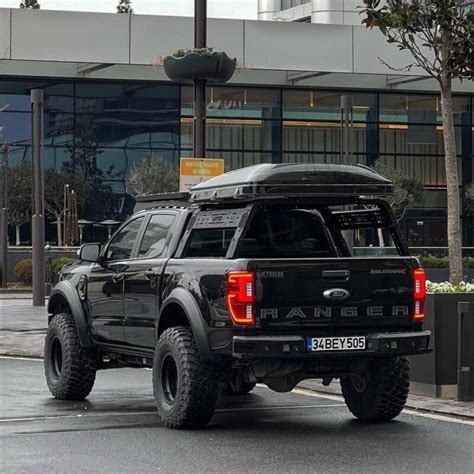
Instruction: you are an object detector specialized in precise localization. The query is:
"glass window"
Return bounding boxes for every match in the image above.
[238,208,334,258]
[106,217,144,261]
[379,125,462,156]
[207,87,280,119]
[205,151,273,171]
[75,113,178,149]
[138,214,176,258]
[0,112,31,144]
[283,121,367,154]
[379,93,469,125]
[283,90,376,122]
[184,228,235,257]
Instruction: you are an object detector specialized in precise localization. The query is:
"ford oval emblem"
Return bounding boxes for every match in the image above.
[323,288,350,301]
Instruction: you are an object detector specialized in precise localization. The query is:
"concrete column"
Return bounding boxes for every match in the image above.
[258,0,282,21]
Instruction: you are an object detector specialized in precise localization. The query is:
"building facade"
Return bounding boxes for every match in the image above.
[0,8,472,248]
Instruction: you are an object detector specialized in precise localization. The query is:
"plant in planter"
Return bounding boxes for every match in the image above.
[409,279,474,398]
[163,47,237,83]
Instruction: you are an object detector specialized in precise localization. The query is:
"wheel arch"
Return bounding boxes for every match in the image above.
[47,281,94,348]
[157,288,212,360]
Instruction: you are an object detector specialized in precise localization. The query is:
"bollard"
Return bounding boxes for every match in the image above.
[457,302,474,401]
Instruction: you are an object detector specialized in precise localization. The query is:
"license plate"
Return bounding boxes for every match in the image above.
[306,336,366,352]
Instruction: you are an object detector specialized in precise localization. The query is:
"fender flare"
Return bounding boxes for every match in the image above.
[157,288,212,360]
[47,281,94,349]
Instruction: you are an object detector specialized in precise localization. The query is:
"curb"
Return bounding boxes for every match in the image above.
[297,383,474,421]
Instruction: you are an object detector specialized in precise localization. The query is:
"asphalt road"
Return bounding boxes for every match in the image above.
[1,358,473,473]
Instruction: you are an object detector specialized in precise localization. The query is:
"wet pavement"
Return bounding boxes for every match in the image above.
[1,357,473,473]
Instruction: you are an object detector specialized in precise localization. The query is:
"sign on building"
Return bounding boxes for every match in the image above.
[179,158,224,192]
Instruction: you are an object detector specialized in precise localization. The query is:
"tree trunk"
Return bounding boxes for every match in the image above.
[15,224,20,246]
[440,76,463,284]
[56,214,63,246]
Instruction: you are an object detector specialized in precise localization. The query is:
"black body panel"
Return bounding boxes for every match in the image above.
[49,164,431,371]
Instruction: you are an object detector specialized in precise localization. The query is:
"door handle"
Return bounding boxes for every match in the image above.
[322,270,350,281]
[112,273,124,283]
[144,268,158,280]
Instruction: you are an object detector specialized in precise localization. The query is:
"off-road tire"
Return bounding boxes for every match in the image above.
[44,313,97,400]
[153,326,219,429]
[221,381,256,396]
[340,357,409,422]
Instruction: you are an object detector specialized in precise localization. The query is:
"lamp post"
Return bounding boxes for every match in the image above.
[0,144,8,288]
[193,0,207,158]
[31,89,45,306]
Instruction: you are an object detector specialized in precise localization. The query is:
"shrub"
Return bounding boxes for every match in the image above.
[420,256,450,268]
[52,257,77,275]
[466,257,474,268]
[14,259,33,286]
[426,280,474,293]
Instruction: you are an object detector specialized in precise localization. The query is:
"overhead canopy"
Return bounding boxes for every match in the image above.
[189,163,393,203]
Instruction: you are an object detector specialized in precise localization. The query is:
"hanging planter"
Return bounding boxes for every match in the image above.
[163,48,236,83]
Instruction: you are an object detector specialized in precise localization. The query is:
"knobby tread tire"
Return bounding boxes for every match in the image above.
[44,313,97,400]
[340,357,409,422]
[153,326,219,429]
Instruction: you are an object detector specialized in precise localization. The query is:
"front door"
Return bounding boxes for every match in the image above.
[88,216,145,344]
[123,212,177,348]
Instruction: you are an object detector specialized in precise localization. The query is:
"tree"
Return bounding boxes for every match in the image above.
[373,160,424,222]
[44,170,89,246]
[117,0,133,14]
[361,0,473,283]
[126,153,179,195]
[20,0,40,9]
[7,160,32,245]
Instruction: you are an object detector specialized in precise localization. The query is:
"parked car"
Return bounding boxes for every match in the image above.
[44,163,431,428]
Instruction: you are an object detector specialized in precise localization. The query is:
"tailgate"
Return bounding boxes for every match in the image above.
[252,257,416,329]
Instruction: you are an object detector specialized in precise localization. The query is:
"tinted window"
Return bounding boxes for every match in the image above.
[138,214,176,258]
[106,217,144,261]
[238,209,333,258]
[185,229,235,257]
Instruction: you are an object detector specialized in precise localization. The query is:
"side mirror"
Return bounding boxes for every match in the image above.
[78,243,101,263]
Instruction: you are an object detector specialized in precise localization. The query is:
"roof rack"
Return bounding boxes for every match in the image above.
[133,192,191,212]
[189,163,393,203]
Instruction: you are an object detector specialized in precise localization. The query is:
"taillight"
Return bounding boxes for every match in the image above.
[226,271,255,326]
[412,268,426,321]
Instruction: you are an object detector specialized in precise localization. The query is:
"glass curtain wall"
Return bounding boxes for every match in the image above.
[1,78,472,246]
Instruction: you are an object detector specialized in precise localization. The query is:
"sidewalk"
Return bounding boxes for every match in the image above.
[1,297,473,420]
[0,295,47,358]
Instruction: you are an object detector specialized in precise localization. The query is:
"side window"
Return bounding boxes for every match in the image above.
[106,217,144,261]
[184,228,235,257]
[138,214,176,258]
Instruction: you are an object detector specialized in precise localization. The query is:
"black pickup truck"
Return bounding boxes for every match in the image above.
[44,163,430,428]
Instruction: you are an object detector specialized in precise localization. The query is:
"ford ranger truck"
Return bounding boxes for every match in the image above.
[44,163,431,429]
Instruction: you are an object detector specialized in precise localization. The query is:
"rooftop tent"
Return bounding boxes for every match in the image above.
[189,163,393,203]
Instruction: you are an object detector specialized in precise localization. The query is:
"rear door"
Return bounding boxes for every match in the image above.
[88,216,145,344]
[123,212,178,348]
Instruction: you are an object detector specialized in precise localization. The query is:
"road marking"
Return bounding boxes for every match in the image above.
[216,404,345,413]
[0,404,344,423]
[0,355,43,362]
[290,386,474,426]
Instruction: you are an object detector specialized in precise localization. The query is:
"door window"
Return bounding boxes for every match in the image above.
[105,217,144,261]
[138,214,176,258]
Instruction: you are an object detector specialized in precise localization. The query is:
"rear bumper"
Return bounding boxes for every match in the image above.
[232,330,432,359]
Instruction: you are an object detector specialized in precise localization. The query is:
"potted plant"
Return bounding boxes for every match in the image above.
[163,47,236,83]
[409,281,474,398]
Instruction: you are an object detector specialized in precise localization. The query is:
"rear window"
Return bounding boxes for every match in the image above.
[237,209,334,258]
[184,228,235,257]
